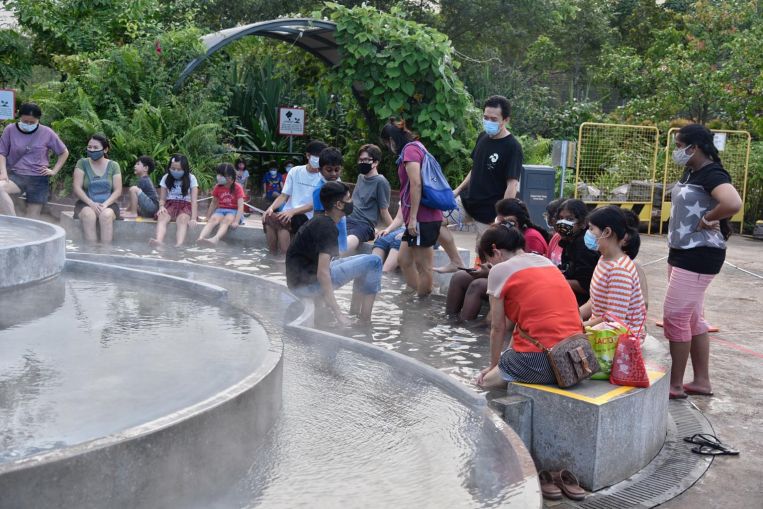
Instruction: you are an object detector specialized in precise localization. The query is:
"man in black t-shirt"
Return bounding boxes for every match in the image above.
[454,95,523,238]
[286,181,383,325]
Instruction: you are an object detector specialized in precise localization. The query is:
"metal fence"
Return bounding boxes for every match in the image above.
[574,122,661,233]
[659,129,751,233]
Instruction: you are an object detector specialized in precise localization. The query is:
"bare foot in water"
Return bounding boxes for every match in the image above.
[148,238,163,248]
[197,238,217,246]
[433,262,460,274]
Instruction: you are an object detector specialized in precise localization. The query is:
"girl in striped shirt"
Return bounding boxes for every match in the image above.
[580,206,646,340]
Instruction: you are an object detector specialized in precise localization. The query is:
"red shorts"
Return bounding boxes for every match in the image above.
[165,200,192,220]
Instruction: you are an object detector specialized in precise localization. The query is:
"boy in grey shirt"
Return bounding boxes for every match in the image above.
[346,144,393,253]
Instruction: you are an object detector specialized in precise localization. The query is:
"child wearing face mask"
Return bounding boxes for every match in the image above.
[150,153,199,248]
[262,160,282,201]
[197,163,245,245]
[580,206,646,342]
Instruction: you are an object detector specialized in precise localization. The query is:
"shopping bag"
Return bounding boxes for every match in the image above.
[585,321,628,380]
[610,330,650,388]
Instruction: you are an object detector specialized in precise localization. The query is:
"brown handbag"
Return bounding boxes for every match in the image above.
[517,326,600,388]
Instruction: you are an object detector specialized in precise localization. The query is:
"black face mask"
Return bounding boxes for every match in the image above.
[342,201,354,216]
[358,162,373,175]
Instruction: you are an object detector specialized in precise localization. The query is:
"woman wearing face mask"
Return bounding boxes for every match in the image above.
[579,206,646,341]
[380,117,442,297]
[72,134,122,244]
[556,199,600,306]
[150,154,199,248]
[0,102,69,218]
[663,124,742,399]
[475,224,583,388]
[446,198,549,322]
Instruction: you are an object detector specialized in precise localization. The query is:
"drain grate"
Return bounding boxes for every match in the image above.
[547,400,714,509]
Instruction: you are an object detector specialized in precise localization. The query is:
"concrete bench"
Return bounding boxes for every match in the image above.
[59,211,266,247]
[490,334,670,491]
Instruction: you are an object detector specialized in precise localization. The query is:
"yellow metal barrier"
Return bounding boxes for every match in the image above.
[574,122,660,233]
[659,128,751,234]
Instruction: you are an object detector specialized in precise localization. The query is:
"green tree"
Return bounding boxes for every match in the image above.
[0,29,33,87]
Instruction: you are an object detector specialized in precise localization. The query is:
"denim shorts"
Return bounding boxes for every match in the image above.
[292,254,383,296]
[213,208,238,217]
[9,172,50,204]
[373,227,406,254]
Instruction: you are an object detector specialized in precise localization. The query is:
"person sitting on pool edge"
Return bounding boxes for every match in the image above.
[344,144,393,254]
[311,147,348,252]
[262,140,327,257]
[475,224,583,388]
[286,181,383,326]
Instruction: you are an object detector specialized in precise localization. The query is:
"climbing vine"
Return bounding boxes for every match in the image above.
[324,3,479,182]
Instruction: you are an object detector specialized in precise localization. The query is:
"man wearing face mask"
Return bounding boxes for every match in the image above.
[0,103,69,218]
[262,140,327,256]
[344,144,393,254]
[453,95,523,239]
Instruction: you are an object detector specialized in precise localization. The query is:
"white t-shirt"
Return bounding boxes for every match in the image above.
[160,173,199,202]
[282,164,322,218]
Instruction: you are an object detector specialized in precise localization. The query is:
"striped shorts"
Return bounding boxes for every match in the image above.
[498,349,556,384]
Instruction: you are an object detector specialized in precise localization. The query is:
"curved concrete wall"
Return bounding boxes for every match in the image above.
[0,216,65,289]
[65,253,542,505]
[0,262,283,509]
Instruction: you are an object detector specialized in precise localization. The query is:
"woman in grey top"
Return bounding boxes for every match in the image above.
[663,124,742,399]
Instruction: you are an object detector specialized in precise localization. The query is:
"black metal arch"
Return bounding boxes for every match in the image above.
[174,17,374,127]
[175,18,340,88]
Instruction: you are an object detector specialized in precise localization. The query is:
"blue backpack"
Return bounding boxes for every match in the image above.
[397,141,458,211]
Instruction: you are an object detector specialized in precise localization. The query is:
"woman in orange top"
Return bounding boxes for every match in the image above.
[476,224,584,388]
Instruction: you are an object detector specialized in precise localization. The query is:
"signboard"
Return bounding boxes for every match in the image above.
[713,132,727,152]
[277,106,305,136]
[0,89,15,120]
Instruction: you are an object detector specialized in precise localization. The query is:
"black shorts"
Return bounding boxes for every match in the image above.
[402,220,440,248]
[346,217,375,243]
[73,200,121,220]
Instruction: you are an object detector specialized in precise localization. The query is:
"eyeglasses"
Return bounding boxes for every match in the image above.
[358,158,374,163]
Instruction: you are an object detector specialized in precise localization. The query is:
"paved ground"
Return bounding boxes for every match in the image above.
[448,229,763,508]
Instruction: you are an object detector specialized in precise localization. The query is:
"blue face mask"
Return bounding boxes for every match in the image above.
[309,155,320,169]
[584,229,600,251]
[216,175,227,185]
[170,170,185,179]
[483,119,501,137]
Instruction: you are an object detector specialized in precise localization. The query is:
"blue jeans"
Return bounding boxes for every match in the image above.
[294,254,383,296]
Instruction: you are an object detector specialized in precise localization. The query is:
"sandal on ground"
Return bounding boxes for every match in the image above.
[538,470,562,500]
[692,444,739,456]
[552,469,586,501]
[684,434,739,455]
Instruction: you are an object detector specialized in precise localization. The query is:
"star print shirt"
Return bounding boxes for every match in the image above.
[667,163,731,274]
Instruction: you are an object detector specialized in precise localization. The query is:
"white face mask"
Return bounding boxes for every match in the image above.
[672,145,693,166]
[309,155,320,169]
